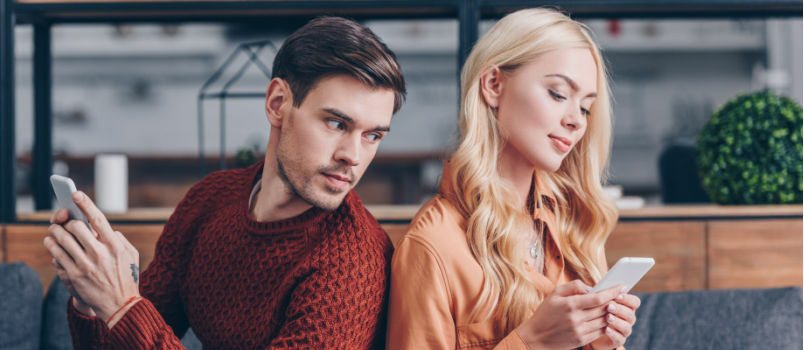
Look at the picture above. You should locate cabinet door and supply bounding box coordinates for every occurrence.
[606,221,707,292]
[5,224,164,293]
[708,219,803,289]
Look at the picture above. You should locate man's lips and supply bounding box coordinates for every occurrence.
[323,172,352,184]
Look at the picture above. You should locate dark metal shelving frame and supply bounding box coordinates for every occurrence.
[197,39,276,175]
[1,0,801,222]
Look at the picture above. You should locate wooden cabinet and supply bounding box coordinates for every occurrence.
[606,221,707,292]
[4,205,801,293]
[708,219,803,289]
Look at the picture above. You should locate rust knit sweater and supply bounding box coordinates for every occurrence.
[66,160,394,349]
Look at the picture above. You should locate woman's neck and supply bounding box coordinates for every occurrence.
[497,145,535,209]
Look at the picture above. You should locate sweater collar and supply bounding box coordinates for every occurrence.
[241,160,329,235]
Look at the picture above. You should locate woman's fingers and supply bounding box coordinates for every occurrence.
[554,280,593,297]
[606,313,633,338]
[574,285,623,309]
[608,299,637,324]
[605,326,627,347]
[616,293,641,311]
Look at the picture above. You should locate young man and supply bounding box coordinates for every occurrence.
[43,17,406,349]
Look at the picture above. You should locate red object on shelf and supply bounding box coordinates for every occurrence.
[607,19,622,37]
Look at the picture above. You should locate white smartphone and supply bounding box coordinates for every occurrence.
[50,174,90,227]
[590,257,655,294]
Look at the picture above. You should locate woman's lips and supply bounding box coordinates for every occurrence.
[549,135,571,153]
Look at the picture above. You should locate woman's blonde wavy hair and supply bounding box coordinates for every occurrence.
[447,8,619,333]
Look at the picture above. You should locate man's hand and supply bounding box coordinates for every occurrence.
[43,191,141,327]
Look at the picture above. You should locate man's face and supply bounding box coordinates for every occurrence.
[276,75,395,210]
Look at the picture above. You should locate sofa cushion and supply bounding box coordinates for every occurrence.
[41,277,72,350]
[0,262,43,350]
[625,287,803,349]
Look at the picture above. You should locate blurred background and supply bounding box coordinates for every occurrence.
[9,12,803,211]
[1,3,802,332]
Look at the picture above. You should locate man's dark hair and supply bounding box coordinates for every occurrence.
[272,16,406,113]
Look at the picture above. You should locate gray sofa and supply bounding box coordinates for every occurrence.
[0,262,200,350]
[1,262,801,349]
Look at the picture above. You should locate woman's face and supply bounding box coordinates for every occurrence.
[494,48,598,172]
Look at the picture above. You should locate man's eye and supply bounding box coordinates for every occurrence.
[366,133,383,142]
[326,119,345,130]
[548,89,566,101]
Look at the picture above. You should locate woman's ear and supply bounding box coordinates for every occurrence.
[479,66,505,109]
[265,78,292,128]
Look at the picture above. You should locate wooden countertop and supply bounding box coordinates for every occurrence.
[15,204,803,223]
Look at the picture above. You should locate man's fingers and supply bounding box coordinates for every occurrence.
[64,219,102,254]
[50,209,69,225]
[72,191,114,242]
[43,235,80,274]
[47,225,92,270]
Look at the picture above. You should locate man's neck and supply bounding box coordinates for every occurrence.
[251,159,314,223]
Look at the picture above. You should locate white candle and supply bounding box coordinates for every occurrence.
[94,154,128,213]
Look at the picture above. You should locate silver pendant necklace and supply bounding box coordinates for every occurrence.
[527,221,545,273]
[529,240,540,259]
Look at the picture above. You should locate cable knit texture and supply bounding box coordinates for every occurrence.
[67,160,394,349]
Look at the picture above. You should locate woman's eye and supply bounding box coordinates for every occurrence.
[548,89,566,101]
[581,107,591,117]
[326,119,345,130]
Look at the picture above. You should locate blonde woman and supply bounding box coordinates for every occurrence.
[387,8,640,350]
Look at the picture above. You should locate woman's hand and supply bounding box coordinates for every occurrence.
[516,280,625,350]
[588,293,641,350]
[43,191,141,327]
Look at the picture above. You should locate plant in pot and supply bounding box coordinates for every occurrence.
[696,90,802,204]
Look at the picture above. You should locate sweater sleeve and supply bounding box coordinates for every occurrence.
[267,226,392,349]
[67,179,209,349]
[67,297,110,350]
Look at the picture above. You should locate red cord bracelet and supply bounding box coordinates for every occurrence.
[106,296,142,326]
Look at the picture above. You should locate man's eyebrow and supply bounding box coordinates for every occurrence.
[545,74,597,98]
[323,108,390,133]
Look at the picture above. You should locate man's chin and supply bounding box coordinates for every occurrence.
[303,190,349,211]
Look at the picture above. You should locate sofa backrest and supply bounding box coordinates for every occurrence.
[0,262,43,350]
[625,286,803,349]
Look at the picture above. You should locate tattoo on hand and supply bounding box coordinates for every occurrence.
[130,264,139,283]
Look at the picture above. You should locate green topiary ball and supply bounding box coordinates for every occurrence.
[697,90,803,204]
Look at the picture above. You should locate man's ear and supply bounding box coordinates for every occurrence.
[479,66,505,110]
[265,78,293,128]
